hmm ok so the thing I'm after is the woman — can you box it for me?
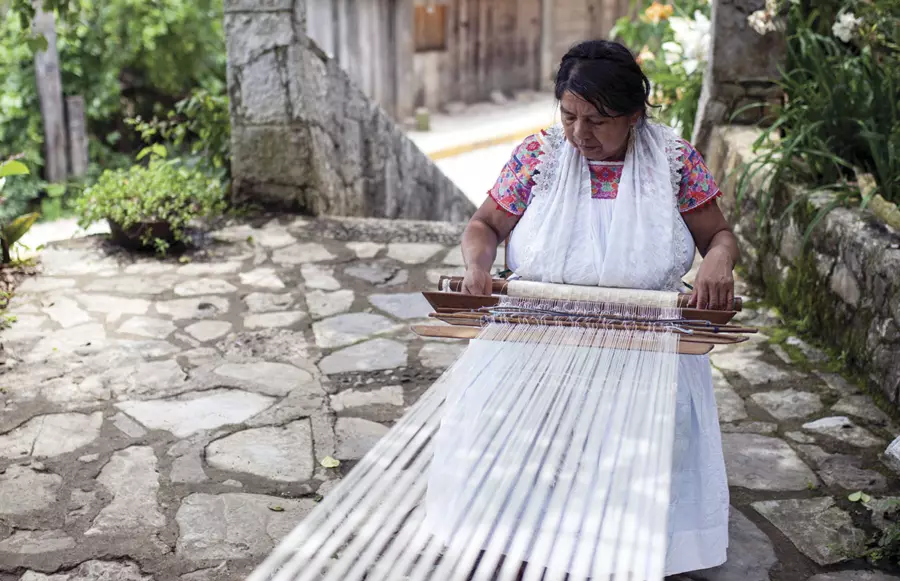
[429,40,738,577]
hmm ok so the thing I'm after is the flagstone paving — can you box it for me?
[1,215,899,581]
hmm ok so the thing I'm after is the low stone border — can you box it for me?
[706,125,900,408]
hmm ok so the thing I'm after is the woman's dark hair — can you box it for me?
[555,40,653,118]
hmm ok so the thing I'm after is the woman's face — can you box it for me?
[560,91,640,162]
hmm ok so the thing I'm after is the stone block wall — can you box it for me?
[706,126,900,406]
[692,0,785,154]
[225,0,475,223]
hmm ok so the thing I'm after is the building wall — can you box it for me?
[226,0,475,222]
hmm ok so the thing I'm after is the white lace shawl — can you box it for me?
[509,121,691,291]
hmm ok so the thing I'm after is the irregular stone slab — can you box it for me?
[27,323,107,362]
[118,316,177,339]
[786,431,816,444]
[214,362,315,397]
[785,336,827,362]
[815,372,861,396]
[307,289,354,320]
[239,267,285,290]
[344,259,402,285]
[313,313,399,349]
[711,368,748,423]
[0,412,103,459]
[419,342,466,369]
[42,297,91,328]
[218,329,315,367]
[206,420,314,482]
[802,416,884,448]
[76,294,151,317]
[0,465,62,515]
[85,275,179,295]
[176,493,316,560]
[125,262,175,275]
[319,339,408,375]
[20,559,154,581]
[171,452,208,484]
[185,321,233,342]
[112,412,148,438]
[181,347,220,368]
[797,445,887,491]
[214,223,295,248]
[885,436,900,474]
[720,421,778,435]
[39,248,119,276]
[685,507,777,581]
[180,563,230,581]
[0,529,75,554]
[155,296,230,320]
[86,446,165,536]
[721,433,817,490]
[243,292,294,313]
[335,417,390,460]
[301,264,340,290]
[106,359,188,400]
[368,293,433,320]
[244,310,306,330]
[331,385,405,412]
[752,497,866,565]
[387,242,444,264]
[117,389,275,438]
[750,388,824,420]
[175,278,238,296]
[178,261,243,276]
[833,395,891,426]
[347,241,383,259]
[271,242,334,265]
[17,277,76,293]
[808,573,900,581]
[711,349,791,385]
[863,496,900,531]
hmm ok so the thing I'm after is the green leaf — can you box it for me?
[268,505,285,512]
[320,456,340,469]
[849,491,863,502]
[861,493,873,503]
[2,213,40,246]
[0,160,30,178]
[25,34,49,53]
[45,184,66,198]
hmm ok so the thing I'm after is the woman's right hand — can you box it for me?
[462,267,493,295]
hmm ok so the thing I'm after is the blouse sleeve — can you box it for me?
[677,140,722,213]
[487,132,545,216]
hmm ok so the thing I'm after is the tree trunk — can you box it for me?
[66,95,88,178]
[33,1,68,183]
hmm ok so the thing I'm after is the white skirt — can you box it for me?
[423,353,729,577]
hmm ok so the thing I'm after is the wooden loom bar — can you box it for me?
[437,276,744,312]
[410,325,715,355]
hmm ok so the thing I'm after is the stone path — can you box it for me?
[1,215,899,581]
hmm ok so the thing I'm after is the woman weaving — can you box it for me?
[428,40,738,578]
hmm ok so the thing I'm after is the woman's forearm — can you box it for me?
[706,229,740,269]
[462,218,500,272]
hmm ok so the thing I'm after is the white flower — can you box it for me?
[665,11,711,74]
[747,9,778,35]
[832,11,862,43]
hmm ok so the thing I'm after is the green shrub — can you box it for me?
[75,147,226,255]
[735,0,900,237]
[0,157,40,263]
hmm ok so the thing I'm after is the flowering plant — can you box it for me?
[611,1,710,138]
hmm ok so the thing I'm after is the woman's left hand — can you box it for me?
[689,246,734,310]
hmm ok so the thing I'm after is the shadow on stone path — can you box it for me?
[1,215,899,581]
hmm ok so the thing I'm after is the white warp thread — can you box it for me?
[249,324,681,581]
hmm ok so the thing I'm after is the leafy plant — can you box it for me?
[611,1,710,138]
[0,157,41,263]
[74,147,226,255]
[734,0,900,239]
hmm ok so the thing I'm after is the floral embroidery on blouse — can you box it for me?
[488,132,721,216]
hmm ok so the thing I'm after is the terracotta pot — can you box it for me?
[107,219,176,251]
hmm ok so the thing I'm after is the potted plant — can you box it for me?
[75,145,226,255]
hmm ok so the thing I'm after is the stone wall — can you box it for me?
[692,0,785,154]
[706,126,900,406]
[224,0,475,223]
